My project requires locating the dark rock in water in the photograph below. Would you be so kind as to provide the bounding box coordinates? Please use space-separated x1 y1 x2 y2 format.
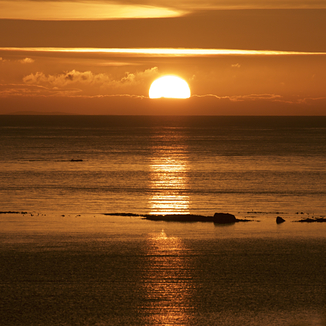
0 211 28 214
213 212 236 224
276 216 285 224
296 217 326 223
104 213 141 217
144 214 212 222
111 212 248 223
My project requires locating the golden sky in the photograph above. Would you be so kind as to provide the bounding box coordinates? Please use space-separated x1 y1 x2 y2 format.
1 0 326 115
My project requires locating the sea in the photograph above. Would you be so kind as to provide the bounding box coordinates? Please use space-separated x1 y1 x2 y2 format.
0 115 325 325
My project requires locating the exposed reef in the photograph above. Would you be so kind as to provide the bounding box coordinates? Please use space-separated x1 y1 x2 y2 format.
145 214 217 223
104 212 254 223
104 213 141 217
0 211 28 214
295 217 326 223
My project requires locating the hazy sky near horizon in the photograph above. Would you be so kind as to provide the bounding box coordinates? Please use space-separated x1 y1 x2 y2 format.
1 0 326 115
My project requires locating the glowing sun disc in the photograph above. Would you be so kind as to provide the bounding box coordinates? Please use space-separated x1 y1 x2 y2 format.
149 76 191 99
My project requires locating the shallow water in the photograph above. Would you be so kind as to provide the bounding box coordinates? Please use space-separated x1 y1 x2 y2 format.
1 116 326 217
1 213 326 325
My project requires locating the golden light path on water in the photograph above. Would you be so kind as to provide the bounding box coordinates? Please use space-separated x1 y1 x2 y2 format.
149 153 190 214
1 47 326 56
141 230 195 324
148 131 190 215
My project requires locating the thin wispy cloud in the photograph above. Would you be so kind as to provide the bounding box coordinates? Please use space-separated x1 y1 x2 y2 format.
192 93 282 101
113 0 326 9
191 93 326 106
0 0 185 20
0 83 81 97
2 0 325 14
0 56 34 63
1 47 326 57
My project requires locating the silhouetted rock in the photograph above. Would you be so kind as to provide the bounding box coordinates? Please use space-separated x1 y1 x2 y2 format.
276 216 285 224
104 213 141 217
296 217 326 223
213 212 236 224
144 214 212 222
0 211 27 214
104 212 249 223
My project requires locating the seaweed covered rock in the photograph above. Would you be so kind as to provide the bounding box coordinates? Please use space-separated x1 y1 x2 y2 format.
213 213 236 224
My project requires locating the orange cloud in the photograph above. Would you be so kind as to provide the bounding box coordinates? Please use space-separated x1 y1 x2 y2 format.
0 83 81 97
0 1 185 20
229 94 283 102
192 93 298 105
2 47 326 57
133 0 326 10
192 93 326 106
19 58 35 64
0 56 34 64
20 67 159 96
23 70 110 87
23 67 158 89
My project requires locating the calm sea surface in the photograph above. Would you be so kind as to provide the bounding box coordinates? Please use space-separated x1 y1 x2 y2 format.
0 116 325 325
1 115 326 216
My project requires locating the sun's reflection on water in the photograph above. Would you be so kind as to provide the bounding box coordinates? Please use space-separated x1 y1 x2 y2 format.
149 133 190 214
139 230 195 324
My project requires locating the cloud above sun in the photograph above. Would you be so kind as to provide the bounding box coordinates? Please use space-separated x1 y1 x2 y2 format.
1 0 325 21
0 1 185 20
147 0 326 9
2 47 326 57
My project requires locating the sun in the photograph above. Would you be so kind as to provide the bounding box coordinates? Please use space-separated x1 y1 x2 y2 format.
149 76 191 99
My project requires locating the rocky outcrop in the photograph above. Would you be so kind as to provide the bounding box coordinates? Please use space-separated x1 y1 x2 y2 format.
141 213 238 223
276 216 285 224
296 217 326 223
144 214 213 222
106 212 246 223
213 213 236 224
